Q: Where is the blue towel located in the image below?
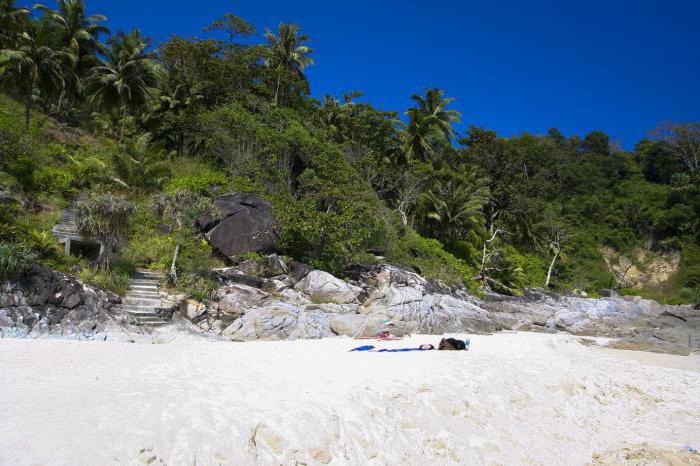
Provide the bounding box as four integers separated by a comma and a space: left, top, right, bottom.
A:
349, 345, 375, 352
377, 347, 425, 352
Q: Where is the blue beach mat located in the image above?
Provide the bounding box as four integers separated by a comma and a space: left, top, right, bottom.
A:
349, 345, 432, 352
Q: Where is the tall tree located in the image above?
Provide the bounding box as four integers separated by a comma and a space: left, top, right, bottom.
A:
87, 29, 161, 141
264, 22, 314, 106
78, 192, 134, 270
0, 0, 30, 48
653, 122, 700, 175
34, 0, 108, 61
0, 22, 73, 127
203, 13, 255, 45
153, 190, 213, 284
400, 108, 442, 162
422, 167, 490, 241
411, 87, 461, 141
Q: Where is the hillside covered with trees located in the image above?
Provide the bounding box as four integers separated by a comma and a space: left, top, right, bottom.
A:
1, 0, 698, 304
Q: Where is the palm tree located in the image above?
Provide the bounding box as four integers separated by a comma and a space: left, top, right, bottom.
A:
0, 0, 30, 48
34, 0, 109, 112
400, 108, 442, 162
110, 133, 171, 188
411, 88, 461, 141
0, 22, 73, 127
424, 168, 490, 241
87, 29, 161, 141
34, 0, 108, 60
264, 23, 314, 106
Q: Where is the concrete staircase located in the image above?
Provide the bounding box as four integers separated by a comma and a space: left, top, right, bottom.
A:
122, 269, 170, 327
51, 208, 79, 237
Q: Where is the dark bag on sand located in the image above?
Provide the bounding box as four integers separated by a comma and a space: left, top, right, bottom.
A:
439, 338, 467, 351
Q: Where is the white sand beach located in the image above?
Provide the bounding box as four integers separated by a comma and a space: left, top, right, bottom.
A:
1, 332, 699, 465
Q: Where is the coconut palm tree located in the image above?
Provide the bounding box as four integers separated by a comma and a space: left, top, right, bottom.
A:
423, 167, 490, 241
0, 22, 74, 127
110, 132, 171, 189
264, 23, 314, 106
411, 87, 461, 141
0, 0, 30, 48
34, 0, 109, 113
87, 29, 161, 141
34, 0, 108, 60
399, 108, 442, 162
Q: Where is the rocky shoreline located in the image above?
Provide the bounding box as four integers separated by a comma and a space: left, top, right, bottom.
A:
2, 259, 699, 355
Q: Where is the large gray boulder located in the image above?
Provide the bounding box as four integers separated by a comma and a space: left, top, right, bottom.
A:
221, 301, 334, 340
199, 193, 278, 257
294, 270, 361, 304
216, 284, 267, 324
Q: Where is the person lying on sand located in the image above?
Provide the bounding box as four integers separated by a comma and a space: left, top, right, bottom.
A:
438, 338, 469, 351
350, 338, 470, 352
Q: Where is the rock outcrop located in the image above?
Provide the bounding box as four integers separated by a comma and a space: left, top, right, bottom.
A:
177, 257, 700, 355
4, 258, 698, 355
198, 193, 278, 257
294, 270, 362, 304
483, 293, 700, 355
0, 266, 123, 338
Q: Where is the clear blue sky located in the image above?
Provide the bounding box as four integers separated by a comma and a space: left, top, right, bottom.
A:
23, 0, 700, 149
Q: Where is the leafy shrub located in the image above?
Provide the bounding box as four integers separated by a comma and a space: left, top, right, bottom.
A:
165, 171, 228, 194
175, 272, 219, 302
26, 229, 62, 258
386, 230, 478, 291
79, 269, 131, 295
0, 241, 37, 279
33, 167, 76, 196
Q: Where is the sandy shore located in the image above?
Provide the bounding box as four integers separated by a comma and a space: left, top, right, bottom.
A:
1, 332, 699, 465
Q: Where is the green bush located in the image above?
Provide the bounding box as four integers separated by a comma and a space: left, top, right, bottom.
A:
0, 241, 37, 279
175, 272, 219, 303
33, 167, 76, 196
386, 230, 478, 291
165, 171, 228, 195
79, 269, 131, 295
26, 229, 62, 258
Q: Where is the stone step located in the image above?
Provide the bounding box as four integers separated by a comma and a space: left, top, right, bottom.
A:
133, 317, 169, 326
133, 274, 163, 281
125, 311, 160, 318
125, 290, 160, 297
129, 284, 158, 291
123, 298, 161, 305
123, 296, 161, 303
134, 269, 164, 277
125, 297, 161, 303
123, 304, 161, 311
130, 278, 160, 285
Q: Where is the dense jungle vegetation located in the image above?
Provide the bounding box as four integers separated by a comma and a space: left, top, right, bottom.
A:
1, 0, 698, 303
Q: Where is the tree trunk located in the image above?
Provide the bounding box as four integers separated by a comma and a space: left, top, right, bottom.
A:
24, 88, 32, 130
273, 70, 281, 106
168, 223, 182, 285
57, 87, 65, 116
120, 104, 127, 142
545, 250, 559, 288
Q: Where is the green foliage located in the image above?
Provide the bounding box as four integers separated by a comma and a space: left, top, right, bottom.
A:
385, 230, 478, 291
0, 241, 37, 279
175, 272, 219, 303
26, 228, 61, 258
79, 268, 131, 295
0, 5, 697, 302
33, 166, 75, 196
165, 170, 227, 195
78, 192, 134, 269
